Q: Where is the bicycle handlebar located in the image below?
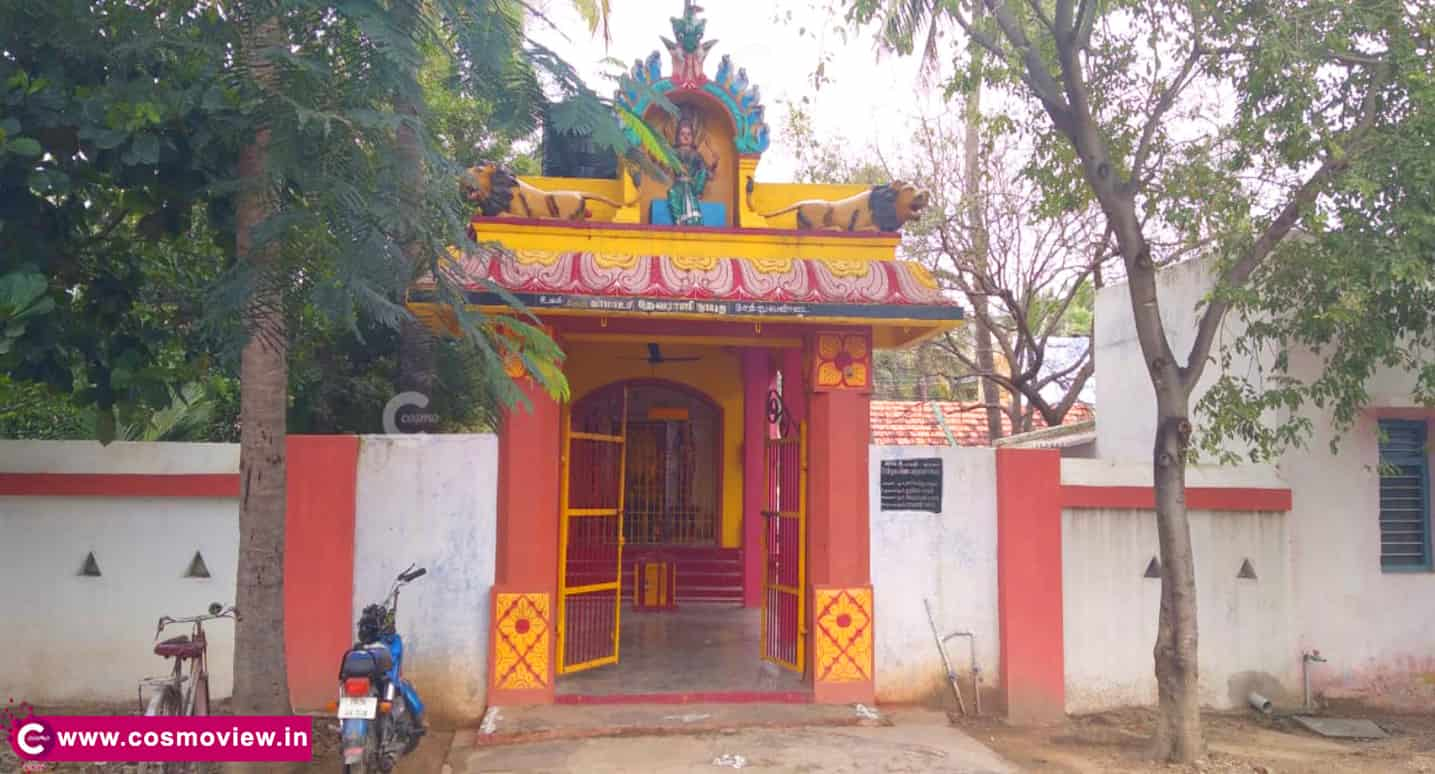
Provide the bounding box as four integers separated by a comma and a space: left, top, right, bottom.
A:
398, 567, 427, 583
155, 605, 238, 636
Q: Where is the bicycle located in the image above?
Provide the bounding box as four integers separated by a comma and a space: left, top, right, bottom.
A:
137, 602, 238, 774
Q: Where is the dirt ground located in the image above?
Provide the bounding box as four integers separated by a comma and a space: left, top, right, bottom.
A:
955, 702, 1435, 774
447, 709, 1016, 773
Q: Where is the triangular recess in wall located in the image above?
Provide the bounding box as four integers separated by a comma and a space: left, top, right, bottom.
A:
1143, 556, 1162, 578
185, 551, 211, 579
79, 552, 102, 577
1237, 558, 1258, 580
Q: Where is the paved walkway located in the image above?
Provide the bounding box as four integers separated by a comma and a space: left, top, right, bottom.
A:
556, 606, 805, 697
442, 709, 1015, 773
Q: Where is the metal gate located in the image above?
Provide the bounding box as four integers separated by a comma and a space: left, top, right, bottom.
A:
557, 386, 628, 674
761, 421, 806, 672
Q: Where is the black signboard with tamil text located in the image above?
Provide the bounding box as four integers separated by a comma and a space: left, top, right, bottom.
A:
879, 457, 943, 513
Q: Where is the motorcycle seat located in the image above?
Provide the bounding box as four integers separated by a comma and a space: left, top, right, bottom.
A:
154, 636, 205, 659
340, 645, 394, 678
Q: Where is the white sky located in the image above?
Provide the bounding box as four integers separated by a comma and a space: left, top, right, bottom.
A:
527, 0, 953, 181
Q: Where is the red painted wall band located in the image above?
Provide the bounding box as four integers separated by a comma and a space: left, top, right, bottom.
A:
1060, 485, 1292, 512
0, 473, 241, 498
996, 448, 1066, 724
283, 435, 360, 712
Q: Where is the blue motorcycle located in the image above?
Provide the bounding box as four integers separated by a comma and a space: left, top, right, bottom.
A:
336, 565, 427, 773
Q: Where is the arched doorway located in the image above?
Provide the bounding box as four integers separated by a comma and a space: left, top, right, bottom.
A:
605, 381, 722, 548
557, 379, 805, 699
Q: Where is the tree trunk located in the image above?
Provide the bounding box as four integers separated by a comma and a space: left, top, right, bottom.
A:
231, 12, 291, 728
394, 6, 435, 428
960, 3, 1002, 443
1151, 396, 1203, 761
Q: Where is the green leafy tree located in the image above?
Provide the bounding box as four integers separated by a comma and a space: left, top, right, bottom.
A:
3, 0, 634, 724
850, 0, 1434, 760
0, 2, 236, 441
215, 0, 625, 720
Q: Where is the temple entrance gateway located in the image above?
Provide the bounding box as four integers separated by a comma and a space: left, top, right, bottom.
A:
412, 1, 963, 705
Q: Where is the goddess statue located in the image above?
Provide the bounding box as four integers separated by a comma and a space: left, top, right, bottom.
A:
665, 116, 717, 226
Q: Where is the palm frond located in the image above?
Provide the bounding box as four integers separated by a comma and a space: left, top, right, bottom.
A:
571, 0, 612, 46
615, 103, 683, 174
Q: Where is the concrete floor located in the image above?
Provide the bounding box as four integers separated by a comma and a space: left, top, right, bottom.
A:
556, 604, 806, 697
449, 709, 1017, 773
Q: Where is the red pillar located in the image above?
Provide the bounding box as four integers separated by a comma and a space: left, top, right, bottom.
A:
741, 349, 771, 608
806, 389, 875, 704
996, 447, 1066, 723
488, 378, 562, 705
284, 435, 359, 712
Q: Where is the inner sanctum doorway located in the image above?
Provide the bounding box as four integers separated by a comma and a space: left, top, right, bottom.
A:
555, 377, 806, 699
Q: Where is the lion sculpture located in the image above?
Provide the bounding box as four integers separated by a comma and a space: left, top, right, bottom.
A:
746, 177, 929, 233
462, 163, 632, 221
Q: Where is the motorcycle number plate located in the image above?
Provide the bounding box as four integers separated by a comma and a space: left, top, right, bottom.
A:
338, 697, 378, 719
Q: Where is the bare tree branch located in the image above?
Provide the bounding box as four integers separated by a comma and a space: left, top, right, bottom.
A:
1131, 41, 1205, 185
942, 1, 1009, 61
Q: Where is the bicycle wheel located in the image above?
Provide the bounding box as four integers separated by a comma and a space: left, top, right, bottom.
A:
137, 685, 183, 774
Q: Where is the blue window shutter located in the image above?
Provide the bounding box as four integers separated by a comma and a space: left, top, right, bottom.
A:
1378, 419, 1431, 571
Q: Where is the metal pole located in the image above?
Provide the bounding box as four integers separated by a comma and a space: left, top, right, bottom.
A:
923, 598, 966, 716
943, 631, 982, 716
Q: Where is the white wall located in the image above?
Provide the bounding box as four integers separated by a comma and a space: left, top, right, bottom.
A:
1062, 506, 1295, 712
352, 435, 498, 722
0, 436, 506, 718
1094, 260, 1435, 709
1095, 257, 1432, 462
1061, 459, 1297, 712
869, 446, 1000, 704
0, 442, 239, 706
1094, 258, 1220, 463
1286, 413, 1435, 709
0, 440, 240, 474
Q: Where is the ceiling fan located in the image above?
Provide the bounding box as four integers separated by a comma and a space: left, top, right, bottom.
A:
620, 343, 703, 365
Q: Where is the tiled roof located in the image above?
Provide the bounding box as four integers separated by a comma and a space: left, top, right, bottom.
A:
870, 400, 1095, 447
